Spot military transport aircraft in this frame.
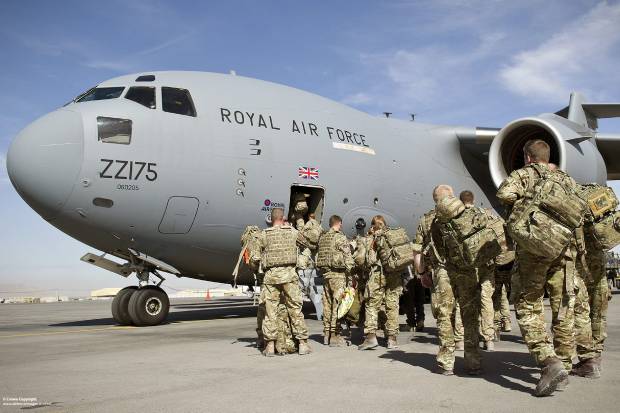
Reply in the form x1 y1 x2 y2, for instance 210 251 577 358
6 71 620 326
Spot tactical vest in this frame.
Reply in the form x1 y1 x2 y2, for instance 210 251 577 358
262 226 298 269
577 184 620 250
507 164 587 258
376 227 415 273
316 229 346 270
436 197 502 267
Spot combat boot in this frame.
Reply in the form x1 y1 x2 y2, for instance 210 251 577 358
555 376 569 391
416 319 425 332
501 320 512 332
329 334 345 347
483 340 495 351
262 341 275 357
571 357 601 379
358 333 378 350
298 340 312 355
534 357 568 397
256 336 265 350
387 336 399 349
433 366 454 376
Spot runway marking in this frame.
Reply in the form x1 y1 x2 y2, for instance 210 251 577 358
0 326 136 339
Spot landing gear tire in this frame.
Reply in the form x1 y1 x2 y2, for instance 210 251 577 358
128 285 170 326
111 286 138 325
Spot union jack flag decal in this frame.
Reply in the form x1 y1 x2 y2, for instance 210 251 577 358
298 166 319 180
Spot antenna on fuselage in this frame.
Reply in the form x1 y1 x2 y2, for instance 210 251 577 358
410 114 416 121
383 112 392 118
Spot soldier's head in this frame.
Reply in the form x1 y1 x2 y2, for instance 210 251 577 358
432 184 454 204
355 218 367 236
523 139 550 165
370 215 386 233
270 207 285 226
459 190 475 206
329 215 342 231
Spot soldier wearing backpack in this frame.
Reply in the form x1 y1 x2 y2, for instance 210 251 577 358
497 139 588 396
359 215 417 350
415 200 460 375
459 190 498 352
431 185 503 376
250 207 312 357
572 183 620 378
316 215 354 347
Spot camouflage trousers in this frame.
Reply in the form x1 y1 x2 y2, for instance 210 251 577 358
575 248 608 359
256 288 298 354
448 265 491 371
364 271 402 336
479 269 495 342
454 302 463 342
322 276 346 335
493 269 512 331
430 266 461 370
262 280 309 341
515 249 576 370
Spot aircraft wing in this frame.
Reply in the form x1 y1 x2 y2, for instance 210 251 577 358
596 133 620 180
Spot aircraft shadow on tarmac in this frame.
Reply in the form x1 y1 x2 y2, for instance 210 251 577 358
48 298 320 328
49 298 261 327
380 349 539 394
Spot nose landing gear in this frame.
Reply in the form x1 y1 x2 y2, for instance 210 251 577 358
111 270 170 327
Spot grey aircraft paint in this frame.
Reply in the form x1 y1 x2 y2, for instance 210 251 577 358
6 71 620 287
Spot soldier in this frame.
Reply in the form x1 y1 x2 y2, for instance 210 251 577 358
359 215 404 350
402 275 426 334
415 199 459 374
572 182 615 379
497 139 582 396
459 190 496 351
316 215 354 346
432 185 498 376
292 193 324 321
251 207 311 357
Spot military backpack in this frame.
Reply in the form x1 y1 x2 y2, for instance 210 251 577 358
316 229 347 270
375 227 416 273
298 219 323 251
507 164 587 258
435 197 503 267
240 225 262 270
577 183 620 250
262 226 299 269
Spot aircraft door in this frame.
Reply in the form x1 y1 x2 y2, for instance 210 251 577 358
159 196 200 234
288 185 325 225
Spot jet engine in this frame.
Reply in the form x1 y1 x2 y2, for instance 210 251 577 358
488 113 607 188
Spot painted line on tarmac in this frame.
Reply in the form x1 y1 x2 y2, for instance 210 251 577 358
0 326 137 339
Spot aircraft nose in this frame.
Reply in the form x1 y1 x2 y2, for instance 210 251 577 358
7 109 84 220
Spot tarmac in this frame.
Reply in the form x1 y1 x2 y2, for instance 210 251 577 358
0 293 619 413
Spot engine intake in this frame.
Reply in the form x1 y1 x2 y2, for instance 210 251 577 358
489 114 607 188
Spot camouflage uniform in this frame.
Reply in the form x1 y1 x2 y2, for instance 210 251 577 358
497 163 579 370
318 228 354 336
493 251 515 333
364 268 402 337
574 237 608 360
416 209 461 370
252 225 309 343
296 217 324 320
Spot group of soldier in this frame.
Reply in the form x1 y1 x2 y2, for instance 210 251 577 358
240 138 614 397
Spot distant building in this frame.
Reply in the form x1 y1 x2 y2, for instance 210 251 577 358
170 287 247 299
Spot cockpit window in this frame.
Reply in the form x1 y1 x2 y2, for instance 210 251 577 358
162 87 196 117
125 86 156 109
76 87 125 102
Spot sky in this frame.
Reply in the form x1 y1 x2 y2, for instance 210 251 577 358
0 0 619 296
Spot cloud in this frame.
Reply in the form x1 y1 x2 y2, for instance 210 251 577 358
499 1 620 103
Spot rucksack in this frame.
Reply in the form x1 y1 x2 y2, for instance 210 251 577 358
435 197 503 267
578 184 620 250
316 230 347 270
298 219 323 251
507 164 587 258
376 227 416 273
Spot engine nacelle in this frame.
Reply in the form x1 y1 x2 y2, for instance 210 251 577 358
489 113 607 188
